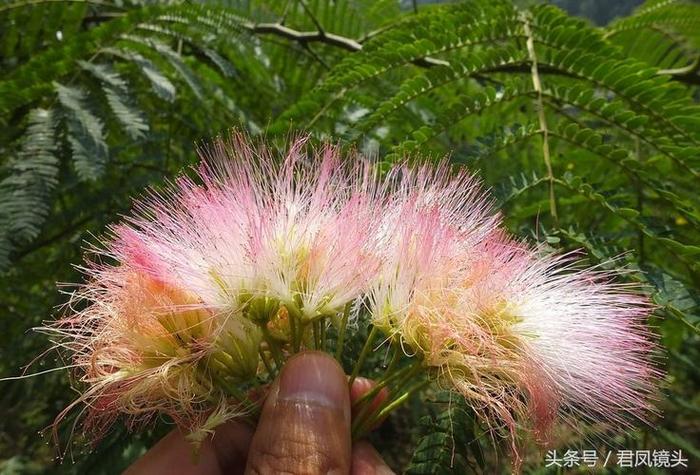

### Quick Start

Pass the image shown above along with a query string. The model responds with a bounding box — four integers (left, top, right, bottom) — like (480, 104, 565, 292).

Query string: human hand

(125, 351, 394, 475)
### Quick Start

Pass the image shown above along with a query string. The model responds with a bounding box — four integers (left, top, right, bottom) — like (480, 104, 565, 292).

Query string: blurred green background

(1, 0, 699, 473)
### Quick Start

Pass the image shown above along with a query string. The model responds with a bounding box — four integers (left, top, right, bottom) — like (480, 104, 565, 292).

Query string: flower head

(368, 161, 499, 337)
(372, 211, 659, 449)
(49, 133, 382, 439)
(502, 247, 660, 435)
(367, 161, 658, 449)
(46, 132, 659, 457)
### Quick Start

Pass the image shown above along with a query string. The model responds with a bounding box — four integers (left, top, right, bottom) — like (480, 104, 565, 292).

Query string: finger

(245, 351, 352, 475)
(125, 420, 253, 475)
(210, 420, 255, 474)
(124, 428, 221, 475)
(350, 377, 387, 404)
(350, 377, 389, 426)
(351, 441, 395, 475)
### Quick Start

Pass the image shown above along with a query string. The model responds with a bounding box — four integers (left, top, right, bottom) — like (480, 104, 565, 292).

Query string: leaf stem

(212, 373, 261, 419)
(335, 303, 352, 361)
(349, 326, 378, 387)
(259, 348, 276, 378)
(260, 326, 284, 369)
(522, 10, 558, 223)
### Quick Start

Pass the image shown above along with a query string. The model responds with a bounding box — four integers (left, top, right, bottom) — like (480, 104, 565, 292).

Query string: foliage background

(0, 0, 699, 473)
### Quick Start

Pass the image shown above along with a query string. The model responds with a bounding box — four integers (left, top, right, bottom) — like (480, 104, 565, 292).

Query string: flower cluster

(48, 133, 658, 456)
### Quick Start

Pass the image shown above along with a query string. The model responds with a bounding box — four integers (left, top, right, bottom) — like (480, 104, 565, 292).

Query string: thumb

(245, 351, 352, 475)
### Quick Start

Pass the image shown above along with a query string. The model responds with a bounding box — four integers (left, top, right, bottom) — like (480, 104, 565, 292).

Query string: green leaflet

(0, 108, 58, 268)
(54, 82, 108, 181)
(79, 61, 149, 139)
(406, 392, 486, 475)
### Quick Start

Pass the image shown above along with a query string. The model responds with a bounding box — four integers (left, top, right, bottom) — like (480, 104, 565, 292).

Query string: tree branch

(522, 11, 558, 223)
(15, 214, 98, 260)
(245, 20, 698, 83)
(75, 8, 447, 68)
(657, 57, 700, 85)
(246, 22, 361, 52)
(241, 21, 448, 67)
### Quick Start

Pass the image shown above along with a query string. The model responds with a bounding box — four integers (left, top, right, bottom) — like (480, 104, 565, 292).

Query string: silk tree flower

(131, 135, 381, 324)
(371, 204, 658, 456)
(482, 242, 660, 434)
(235, 137, 381, 322)
(367, 169, 530, 438)
(47, 134, 383, 442)
(367, 162, 657, 450)
(50, 229, 261, 443)
(43, 132, 658, 460)
(368, 161, 500, 343)
(365, 164, 534, 443)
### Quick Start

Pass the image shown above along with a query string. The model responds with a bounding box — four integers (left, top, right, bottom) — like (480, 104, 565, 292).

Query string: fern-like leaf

(55, 82, 108, 181)
(101, 47, 177, 102)
(0, 107, 58, 269)
(79, 60, 149, 139)
(406, 391, 485, 475)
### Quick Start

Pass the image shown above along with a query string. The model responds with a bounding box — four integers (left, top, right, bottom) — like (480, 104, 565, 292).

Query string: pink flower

(48, 134, 383, 440)
(369, 161, 658, 447)
(368, 161, 499, 344)
(44, 132, 659, 456)
(377, 218, 659, 448)
(499, 246, 660, 436)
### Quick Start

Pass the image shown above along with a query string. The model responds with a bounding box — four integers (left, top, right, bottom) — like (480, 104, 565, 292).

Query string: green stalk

(260, 326, 284, 369)
(298, 320, 309, 352)
(378, 379, 430, 420)
(213, 373, 261, 419)
(352, 378, 430, 439)
(388, 358, 423, 394)
(312, 319, 321, 350)
(334, 303, 351, 360)
(351, 357, 414, 410)
(350, 357, 422, 435)
(259, 348, 276, 378)
(384, 343, 402, 375)
(320, 317, 327, 352)
(288, 305, 299, 352)
(287, 303, 306, 353)
(348, 326, 378, 387)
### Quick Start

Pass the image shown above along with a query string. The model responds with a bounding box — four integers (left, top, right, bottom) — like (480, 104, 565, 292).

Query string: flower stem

(259, 348, 276, 378)
(352, 377, 429, 439)
(260, 326, 284, 369)
(287, 303, 305, 353)
(334, 303, 351, 361)
(312, 319, 322, 350)
(288, 306, 299, 352)
(384, 342, 401, 375)
(320, 318, 327, 351)
(213, 373, 261, 419)
(349, 326, 378, 387)
(351, 356, 414, 410)
(350, 356, 422, 435)
(350, 366, 409, 431)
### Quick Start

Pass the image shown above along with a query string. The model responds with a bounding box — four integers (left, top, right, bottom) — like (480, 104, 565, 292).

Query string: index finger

(124, 420, 254, 475)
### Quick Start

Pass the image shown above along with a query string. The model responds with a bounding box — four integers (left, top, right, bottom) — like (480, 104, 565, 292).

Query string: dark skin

(125, 352, 394, 475)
